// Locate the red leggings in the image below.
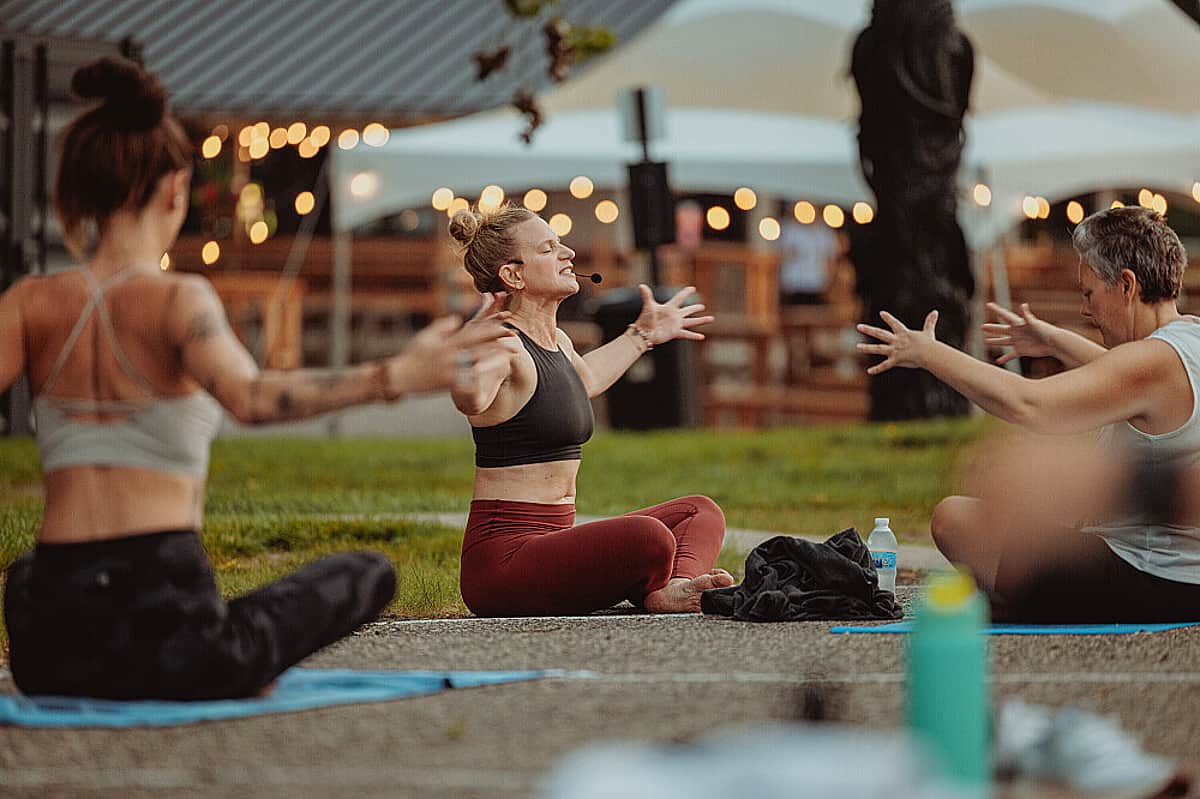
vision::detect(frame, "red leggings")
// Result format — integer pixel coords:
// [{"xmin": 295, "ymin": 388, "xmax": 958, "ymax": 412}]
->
[{"xmin": 460, "ymin": 495, "xmax": 726, "ymax": 617}]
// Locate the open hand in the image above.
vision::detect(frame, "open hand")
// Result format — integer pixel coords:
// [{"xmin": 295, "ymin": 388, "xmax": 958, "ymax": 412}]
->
[
  {"xmin": 981, "ymin": 302, "xmax": 1053, "ymax": 365},
  {"xmin": 632, "ymin": 284, "xmax": 715, "ymax": 346},
  {"xmin": 856, "ymin": 310, "xmax": 939, "ymax": 375},
  {"xmin": 388, "ymin": 312, "xmax": 517, "ymax": 395}
]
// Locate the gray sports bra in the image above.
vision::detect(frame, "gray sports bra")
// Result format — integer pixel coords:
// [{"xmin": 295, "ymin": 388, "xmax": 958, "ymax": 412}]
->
[{"xmin": 33, "ymin": 267, "xmax": 223, "ymax": 477}]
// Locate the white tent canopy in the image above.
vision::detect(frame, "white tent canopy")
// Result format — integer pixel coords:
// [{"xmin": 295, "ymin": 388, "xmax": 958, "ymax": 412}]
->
[{"xmin": 331, "ymin": 0, "xmax": 1200, "ymax": 243}]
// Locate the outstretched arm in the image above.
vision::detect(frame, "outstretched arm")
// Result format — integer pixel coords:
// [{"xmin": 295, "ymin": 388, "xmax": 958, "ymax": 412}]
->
[
  {"xmin": 0, "ymin": 280, "xmax": 27, "ymax": 395},
  {"xmin": 170, "ymin": 276, "xmax": 514, "ymax": 425},
  {"xmin": 858, "ymin": 309, "xmax": 1171, "ymax": 435},
  {"xmin": 982, "ymin": 302, "xmax": 1106, "ymax": 370},
  {"xmin": 571, "ymin": 284, "xmax": 714, "ymax": 397}
]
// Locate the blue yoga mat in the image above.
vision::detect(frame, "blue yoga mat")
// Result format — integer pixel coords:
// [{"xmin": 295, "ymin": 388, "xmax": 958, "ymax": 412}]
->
[
  {"xmin": 830, "ymin": 621, "xmax": 1200, "ymax": 635},
  {"xmin": 0, "ymin": 667, "xmax": 555, "ymax": 728}
]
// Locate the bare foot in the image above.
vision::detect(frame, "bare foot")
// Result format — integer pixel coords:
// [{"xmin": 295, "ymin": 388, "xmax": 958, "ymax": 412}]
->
[{"xmin": 644, "ymin": 571, "xmax": 737, "ymax": 613}]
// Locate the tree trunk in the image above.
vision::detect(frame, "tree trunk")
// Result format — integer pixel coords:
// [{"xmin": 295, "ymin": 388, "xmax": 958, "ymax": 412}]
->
[{"xmin": 851, "ymin": 0, "xmax": 975, "ymax": 420}]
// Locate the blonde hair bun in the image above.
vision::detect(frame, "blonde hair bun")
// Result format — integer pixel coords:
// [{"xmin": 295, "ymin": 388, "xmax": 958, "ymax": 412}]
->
[{"xmin": 448, "ymin": 208, "xmax": 483, "ymax": 247}]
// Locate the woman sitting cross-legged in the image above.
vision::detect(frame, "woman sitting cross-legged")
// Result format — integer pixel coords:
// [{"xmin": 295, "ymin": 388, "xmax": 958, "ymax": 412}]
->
[
  {"xmin": 857, "ymin": 206, "xmax": 1200, "ymax": 622},
  {"xmin": 0, "ymin": 58, "xmax": 514, "ymax": 699},
  {"xmin": 447, "ymin": 204, "xmax": 735, "ymax": 617}
]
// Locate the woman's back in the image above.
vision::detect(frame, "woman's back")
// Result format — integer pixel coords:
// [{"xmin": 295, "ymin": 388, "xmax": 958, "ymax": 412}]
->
[{"xmin": 18, "ymin": 266, "xmax": 223, "ymax": 542}]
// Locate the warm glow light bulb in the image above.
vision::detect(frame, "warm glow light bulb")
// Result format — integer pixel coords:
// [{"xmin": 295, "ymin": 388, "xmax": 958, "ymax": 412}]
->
[
  {"xmin": 1138, "ymin": 188, "xmax": 1154, "ymax": 208},
  {"xmin": 523, "ymin": 188, "xmax": 547, "ymax": 212},
  {"xmin": 548, "ymin": 213, "xmax": 573, "ymax": 237},
  {"xmin": 349, "ymin": 171, "xmax": 379, "ymax": 199},
  {"xmin": 734, "ymin": 187, "xmax": 757, "ymax": 211},
  {"xmin": 297, "ymin": 139, "xmax": 318, "ymax": 158},
  {"xmin": 1036, "ymin": 196, "xmax": 1050, "ymax": 219},
  {"xmin": 1192, "ymin": 181, "xmax": 1200, "ymax": 204},
  {"xmin": 338, "ymin": 129, "xmax": 360, "ymax": 150},
  {"xmin": 431, "ymin": 187, "xmax": 454, "ymax": 210},
  {"xmin": 201, "ymin": 135, "xmax": 222, "ymax": 159},
  {"xmin": 822, "ymin": 204, "xmax": 844, "ymax": 228},
  {"xmin": 159, "ymin": 253, "xmax": 170, "ymax": 271},
  {"xmin": 1066, "ymin": 200, "xmax": 1084, "ymax": 224},
  {"xmin": 479, "ymin": 184, "xmax": 505, "ymax": 209},
  {"xmin": 852, "ymin": 202, "xmax": 874, "ymax": 224},
  {"xmin": 248, "ymin": 138, "xmax": 269, "ymax": 159},
  {"xmin": 237, "ymin": 126, "xmax": 254, "ymax": 147},
  {"xmin": 972, "ymin": 184, "xmax": 992, "ymax": 207},
  {"xmin": 286, "ymin": 122, "xmax": 307, "ymax": 144},
  {"xmin": 793, "ymin": 201, "xmax": 816, "ymax": 224},
  {"xmin": 1111, "ymin": 200, "xmax": 1125, "ymax": 209},
  {"xmin": 706, "ymin": 205, "xmax": 731, "ymax": 231},
  {"xmin": 310, "ymin": 125, "xmax": 331, "ymax": 147},
  {"xmin": 294, "ymin": 191, "xmax": 316, "ymax": 215},
  {"xmin": 269, "ymin": 127, "xmax": 288, "ymax": 149},
  {"xmin": 362, "ymin": 122, "xmax": 389, "ymax": 147},
  {"xmin": 201, "ymin": 240, "xmax": 220, "ymax": 265},
  {"xmin": 569, "ymin": 176, "xmax": 594, "ymax": 199},
  {"xmin": 1151, "ymin": 193, "xmax": 1167, "ymax": 215},
  {"xmin": 758, "ymin": 217, "xmax": 781, "ymax": 241},
  {"xmin": 446, "ymin": 197, "xmax": 470, "ymax": 217},
  {"xmin": 1022, "ymin": 196, "xmax": 1039, "ymax": 219},
  {"xmin": 248, "ymin": 220, "xmax": 269, "ymax": 244},
  {"xmin": 594, "ymin": 200, "xmax": 619, "ymax": 224}
]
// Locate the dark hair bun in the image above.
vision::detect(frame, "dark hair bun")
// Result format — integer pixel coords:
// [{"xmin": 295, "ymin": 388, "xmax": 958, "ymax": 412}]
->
[
  {"xmin": 449, "ymin": 208, "xmax": 482, "ymax": 247},
  {"xmin": 71, "ymin": 57, "xmax": 166, "ymax": 131}
]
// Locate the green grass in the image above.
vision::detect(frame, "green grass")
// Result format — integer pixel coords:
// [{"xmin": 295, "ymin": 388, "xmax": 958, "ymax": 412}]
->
[{"xmin": 0, "ymin": 416, "xmax": 993, "ymax": 651}]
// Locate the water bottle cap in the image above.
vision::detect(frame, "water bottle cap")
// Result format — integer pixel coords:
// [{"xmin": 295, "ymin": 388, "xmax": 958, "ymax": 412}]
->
[{"xmin": 874, "ymin": 517, "xmax": 890, "ymax": 527}]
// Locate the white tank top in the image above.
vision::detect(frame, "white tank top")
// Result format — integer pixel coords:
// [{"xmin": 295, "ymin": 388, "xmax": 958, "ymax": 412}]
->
[{"xmin": 1087, "ymin": 316, "xmax": 1200, "ymax": 584}]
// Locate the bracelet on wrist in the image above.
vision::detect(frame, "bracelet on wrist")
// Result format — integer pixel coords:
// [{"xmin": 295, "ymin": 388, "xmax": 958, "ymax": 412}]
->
[
  {"xmin": 626, "ymin": 324, "xmax": 654, "ymax": 352},
  {"xmin": 373, "ymin": 359, "xmax": 402, "ymax": 402}
]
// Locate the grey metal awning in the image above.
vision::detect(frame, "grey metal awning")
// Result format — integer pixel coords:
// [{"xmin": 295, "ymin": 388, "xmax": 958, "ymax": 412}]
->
[{"xmin": 1, "ymin": 0, "xmax": 676, "ymax": 121}]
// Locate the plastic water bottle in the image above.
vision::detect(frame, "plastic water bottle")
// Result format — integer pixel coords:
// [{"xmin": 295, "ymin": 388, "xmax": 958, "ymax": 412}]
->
[
  {"xmin": 908, "ymin": 571, "xmax": 991, "ymax": 795},
  {"xmin": 867, "ymin": 517, "xmax": 898, "ymax": 594}
]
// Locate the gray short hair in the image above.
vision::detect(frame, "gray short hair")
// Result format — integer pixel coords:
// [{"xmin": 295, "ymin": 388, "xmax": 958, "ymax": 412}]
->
[{"xmin": 1071, "ymin": 207, "xmax": 1187, "ymax": 303}]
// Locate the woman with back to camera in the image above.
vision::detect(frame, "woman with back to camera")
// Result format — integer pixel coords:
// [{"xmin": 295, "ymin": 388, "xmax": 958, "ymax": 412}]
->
[
  {"xmin": 857, "ymin": 206, "xmax": 1200, "ymax": 622},
  {"xmin": 0, "ymin": 57, "xmax": 513, "ymax": 699},
  {"xmin": 446, "ymin": 203, "xmax": 736, "ymax": 617}
]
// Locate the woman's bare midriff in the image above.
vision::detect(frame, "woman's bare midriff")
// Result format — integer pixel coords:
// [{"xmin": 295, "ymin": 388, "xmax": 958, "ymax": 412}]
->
[
  {"xmin": 472, "ymin": 460, "xmax": 581, "ymax": 504},
  {"xmin": 39, "ymin": 466, "xmax": 204, "ymax": 543}
]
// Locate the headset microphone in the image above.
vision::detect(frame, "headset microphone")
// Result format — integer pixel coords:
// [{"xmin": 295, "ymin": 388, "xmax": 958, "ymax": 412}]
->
[{"xmin": 577, "ymin": 272, "xmax": 603, "ymax": 284}]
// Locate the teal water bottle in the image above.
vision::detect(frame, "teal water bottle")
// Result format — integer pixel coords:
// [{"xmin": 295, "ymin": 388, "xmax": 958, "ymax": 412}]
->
[{"xmin": 907, "ymin": 571, "xmax": 991, "ymax": 795}]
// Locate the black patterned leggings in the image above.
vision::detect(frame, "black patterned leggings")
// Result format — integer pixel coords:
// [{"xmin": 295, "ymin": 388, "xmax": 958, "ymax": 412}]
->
[{"xmin": 3, "ymin": 530, "xmax": 396, "ymax": 700}]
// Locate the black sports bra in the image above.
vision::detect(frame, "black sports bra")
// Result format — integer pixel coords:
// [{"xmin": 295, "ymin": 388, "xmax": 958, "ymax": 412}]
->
[{"xmin": 471, "ymin": 326, "xmax": 594, "ymax": 468}]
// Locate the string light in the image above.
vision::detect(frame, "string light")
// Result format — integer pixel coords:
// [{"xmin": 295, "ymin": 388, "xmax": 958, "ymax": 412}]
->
[
  {"xmin": 1022, "ymin": 196, "xmax": 1039, "ymax": 219},
  {"xmin": 159, "ymin": 253, "xmax": 170, "ymax": 271},
  {"xmin": 252, "ymin": 121, "xmax": 269, "ymax": 140},
  {"xmin": 294, "ymin": 191, "xmax": 315, "ymax": 215},
  {"xmin": 431, "ymin": 187, "xmax": 454, "ymax": 211},
  {"xmin": 569, "ymin": 176, "xmax": 594, "ymax": 199},
  {"xmin": 297, "ymin": 139, "xmax": 318, "ymax": 158},
  {"xmin": 1192, "ymin": 181, "xmax": 1200, "ymax": 204},
  {"xmin": 793, "ymin": 201, "xmax": 816, "ymax": 224},
  {"xmin": 1151, "ymin": 193, "xmax": 1167, "ymax": 215},
  {"xmin": 201, "ymin": 135, "xmax": 222, "ymax": 159},
  {"xmin": 268, "ymin": 127, "xmax": 288, "ymax": 149},
  {"xmin": 337, "ymin": 129, "xmax": 360, "ymax": 150},
  {"xmin": 349, "ymin": 171, "xmax": 379, "ymax": 199},
  {"xmin": 758, "ymin": 217, "xmax": 780, "ymax": 241},
  {"xmin": 594, "ymin": 200, "xmax": 619, "ymax": 223},
  {"xmin": 972, "ymin": 184, "xmax": 992, "ymax": 207},
  {"xmin": 479, "ymin": 184, "xmax": 505, "ymax": 209},
  {"xmin": 362, "ymin": 122, "xmax": 389, "ymax": 147},
  {"xmin": 548, "ymin": 213, "xmax": 572, "ymax": 236},
  {"xmin": 211, "ymin": 124, "xmax": 229, "ymax": 141},
  {"xmin": 1066, "ymin": 200, "xmax": 1084, "ymax": 224},
  {"xmin": 286, "ymin": 122, "xmax": 307, "ymax": 144},
  {"xmin": 1137, "ymin": 188, "xmax": 1154, "ymax": 208},
  {"xmin": 237, "ymin": 126, "xmax": 254, "ymax": 147},
  {"xmin": 248, "ymin": 138, "xmax": 269, "ymax": 160},
  {"xmin": 523, "ymin": 188, "xmax": 547, "ymax": 212},
  {"xmin": 1036, "ymin": 196, "xmax": 1050, "ymax": 219},
  {"xmin": 734, "ymin": 187, "xmax": 757, "ymax": 211},
  {"xmin": 201, "ymin": 241, "xmax": 220, "ymax": 265},
  {"xmin": 852, "ymin": 202, "xmax": 874, "ymax": 224},
  {"xmin": 1110, "ymin": 200, "xmax": 1125, "ymax": 209},
  {"xmin": 310, "ymin": 125, "xmax": 331, "ymax": 147},
  {"xmin": 706, "ymin": 205, "xmax": 731, "ymax": 231},
  {"xmin": 822, "ymin": 204, "xmax": 844, "ymax": 228},
  {"xmin": 248, "ymin": 220, "xmax": 269, "ymax": 244},
  {"xmin": 446, "ymin": 197, "xmax": 470, "ymax": 217}
]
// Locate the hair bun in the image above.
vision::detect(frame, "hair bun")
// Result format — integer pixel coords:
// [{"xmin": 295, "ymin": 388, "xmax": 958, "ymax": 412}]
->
[
  {"xmin": 448, "ymin": 208, "xmax": 483, "ymax": 247},
  {"xmin": 71, "ymin": 57, "xmax": 166, "ymax": 131}
]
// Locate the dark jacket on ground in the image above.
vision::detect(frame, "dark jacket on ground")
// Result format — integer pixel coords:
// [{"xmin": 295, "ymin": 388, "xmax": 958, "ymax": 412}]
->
[{"xmin": 701, "ymin": 529, "xmax": 902, "ymax": 622}]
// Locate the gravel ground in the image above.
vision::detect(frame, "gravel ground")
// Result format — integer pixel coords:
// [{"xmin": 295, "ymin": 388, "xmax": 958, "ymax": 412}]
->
[{"xmin": 2, "ymin": 587, "xmax": 1198, "ymax": 798}]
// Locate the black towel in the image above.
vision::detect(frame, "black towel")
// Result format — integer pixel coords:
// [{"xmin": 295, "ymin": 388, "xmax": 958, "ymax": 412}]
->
[{"xmin": 701, "ymin": 529, "xmax": 902, "ymax": 621}]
